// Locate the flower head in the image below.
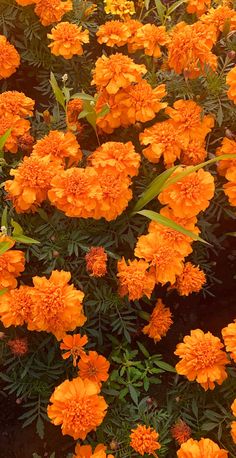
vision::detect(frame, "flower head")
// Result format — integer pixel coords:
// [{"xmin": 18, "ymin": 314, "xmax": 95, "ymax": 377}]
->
[
  {"xmin": 143, "ymin": 299, "xmax": 173, "ymax": 343},
  {"xmin": 48, "ymin": 22, "xmax": 89, "ymax": 59},
  {"xmin": 186, "ymin": 0, "xmax": 211, "ymax": 16},
  {"xmin": 97, "ymin": 21, "xmax": 131, "ymax": 47},
  {"xmin": 60, "ymin": 333, "xmax": 88, "ymax": 366},
  {"xmin": 95, "ymin": 89, "xmax": 124, "ymax": 133},
  {"xmin": 180, "ymin": 139, "xmax": 207, "ymax": 165},
  {"xmin": 66, "ymin": 98, "xmax": 84, "ymax": 131},
  {"xmin": 34, "ymin": 0, "xmax": 73, "ymax": 26},
  {"xmin": 47, "ymin": 377, "xmax": 107, "ymax": 439},
  {"xmin": 104, "ymin": 0, "xmax": 135, "ymax": 19},
  {"xmin": 0, "ymin": 286, "xmax": 33, "ymax": 328},
  {"xmin": 88, "ymin": 141, "xmax": 140, "ymax": 177},
  {"xmin": 177, "ymin": 437, "xmax": 228, "ymax": 457},
  {"xmin": 0, "ymin": 35, "xmax": 20, "ymax": 79},
  {"xmin": 224, "ymin": 167, "xmax": 236, "ymax": 206},
  {"xmin": 73, "ymin": 444, "xmax": 114, "ymax": 458},
  {"xmin": 130, "ymin": 424, "xmax": 161, "ymax": 456},
  {"xmin": 78, "ymin": 351, "xmax": 110, "ymax": 385},
  {"xmin": 31, "ymin": 130, "xmax": 82, "ymax": 165},
  {"xmin": 175, "ymin": 329, "xmax": 228, "ymax": 390},
  {"xmin": 172, "ymin": 262, "xmax": 206, "ymax": 296},
  {"xmin": 0, "ymin": 235, "xmax": 25, "ymax": 290},
  {"xmin": 8, "ymin": 338, "xmax": 28, "ymax": 356},
  {"xmin": 226, "ymin": 66, "xmax": 236, "ymax": 105},
  {"xmin": 126, "ymin": 19, "xmax": 143, "ymax": 52},
  {"xmin": 117, "ymin": 257, "xmax": 155, "ymax": 301},
  {"xmin": 222, "ymin": 320, "xmax": 236, "ymax": 363},
  {"xmin": 85, "ymin": 247, "xmax": 108, "ymax": 277},
  {"xmin": 0, "ymin": 114, "xmax": 31, "ymax": 154},
  {"xmin": 131, "ymin": 24, "xmax": 169, "ymax": 57},
  {"xmin": 216, "ymin": 137, "xmax": 236, "ymax": 176},
  {"xmin": 231, "ymin": 400, "xmax": 236, "ymax": 443},
  {"xmin": 171, "ymin": 420, "xmax": 191, "ymax": 445},
  {"xmin": 15, "ymin": 0, "xmax": 35, "ymax": 4},
  {"xmin": 0, "ymin": 91, "xmax": 34, "ymax": 118},
  {"xmin": 200, "ymin": 5, "xmax": 236, "ymax": 36}
]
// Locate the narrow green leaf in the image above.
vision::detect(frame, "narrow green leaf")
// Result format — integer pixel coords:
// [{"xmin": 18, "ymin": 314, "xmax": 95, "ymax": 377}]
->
[
  {"xmin": 50, "ymin": 72, "xmax": 66, "ymax": 110},
  {"xmin": 167, "ymin": 0, "xmax": 186, "ymax": 15},
  {"xmin": 153, "ymin": 360, "xmax": 176, "ymax": 372},
  {"xmin": 137, "ymin": 341, "xmax": 150, "ymax": 358},
  {"xmin": 96, "ymin": 103, "xmax": 110, "ymax": 119},
  {"xmin": 154, "ymin": 0, "xmax": 166, "ymax": 23},
  {"xmin": 71, "ymin": 92, "xmax": 95, "ymax": 102},
  {"xmin": 0, "ymin": 241, "xmax": 11, "ymax": 255},
  {"xmin": 0, "ymin": 129, "xmax": 11, "ymax": 152},
  {"xmin": 1, "ymin": 207, "xmax": 8, "ymax": 228},
  {"xmin": 12, "ymin": 234, "xmax": 40, "ymax": 244},
  {"xmin": 128, "ymin": 385, "xmax": 139, "ymax": 405},
  {"xmin": 11, "ymin": 219, "xmax": 23, "ymax": 236},
  {"xmin": 36, "ymin": 416, "xmax": 45, "ymax": 440},
  {"xmin": 0, "ymin": 288, "xmax": 7, "ymax": 296}
]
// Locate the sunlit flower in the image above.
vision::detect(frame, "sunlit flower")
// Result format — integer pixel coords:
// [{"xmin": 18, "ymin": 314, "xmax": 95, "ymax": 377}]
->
[
  {"xmin": 0, "ymin": 235, "xmax": 25, "ymax": 290},
  {"xmin": 200, "ymin": 5, "xmax": 236, "ymax": 36},
  {"xmin": 0, "ymin": 91, "xmax": 34, "ymax": 118},
  {"xmin": 172, "ymin": 262, "xmax": 206, "ymax": 296},
  {"xmin": 117, "ymin": 257, "xmax": 155, "ymax": 301},
  {"xmin": 31, "ymin": 130, "xmax": 82, "ymax": 165},
  {"xmin": 60, "ymin": 333, "xmax": 88, "ymax": 366},
  {"xmin": 0, "ymin": 114, "xmax": 31, "ymax": 154},
  {"xmin": 85, "ymin": 246, "xmax": 108, "ymax": 277},
  {"xmin": 8, "ymin": 338, "xmax": 28, "ymax": 356},
  {"xmin": 216, "ymin": 137, "xmax": 236, "ymax": 176},
  {"xmin": 130, "ymin": 424, "xmax": 161, "ymax": 456},
  {"xmin": 180, "ymin": 139, "xmax": 207, "ymax": 165},
  {"xmin": 104, "ymin": 0, "xmax": 135, "ymax": 19},
  {"xmin": 175, "ymin": 329, "xmax": 228, "ymax": 390},
  {"xmin": 0, "ymin": 35, "xmax": 20, "ymax": 79},
  {"xmin": 91, "ymin": 53, "xmax": 147, "ymax": 94},
  {"xmin": 171, "ymin": 419, "xmax": 191, "ymax": 445},
  {"xmin": 88, "ymin": 141, "xmax": 140, "ymax": 177},
  {"xmin": 226, "ymin": 66, "xmax": 236, "ymax": 105},
  {"xmin": 158, "ymin": 167, "xmax": 215, "ymax": 218},
  {"xmin": 48, "ymin": 22, "xmax": 89, "ymax": 59},
  {"xmin": 47, "ymin": 377, "xmax": 107, "ymax": 439},
  {"xmin": 177, "ymin": 437, "xmax": 228, "ymax": 457},
  {"xmin": 34, "ymin": 0, "xmax": 73, "ymax": 26},
  {"xmin": 0, "ymin": 286, "xmax": 33, "ymax": 328},
  {"xmin": 224, "ymin": 167, "xmax": 236, "ymax": 206},
  {"xmin": 186, "ymin": 0, "xmax": 211, "ymax": 16},
  {"xmin": 222, "ymin": 320, "xmax": 236, "ymax": 362},
  {"xmin": 131, "ymin": 24, "xmax": 169, "ymax": 57},
  {"xmin": 97, "ymin": 21, "xmax": 131, "ymax": 47},
  {"xmin": 143, "ymin": 298, "xmax": 173, "ymax": 343},
  {"xmin": 28, "ymin": 270, "xmax": 86, "ymax": 340},
  {"xmin": 78, "ymin": 351, "xmax": 110, "ymax": 385},
  {"xmin": 73, "ymin": 444, "xmax": 114, "ymax": 458}
]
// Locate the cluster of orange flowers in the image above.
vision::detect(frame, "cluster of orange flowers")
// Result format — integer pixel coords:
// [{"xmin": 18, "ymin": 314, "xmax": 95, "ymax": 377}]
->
[
  {"xmin": 217, "ymin": 137, "xmax": 236, "ymax": 207},
  {"xmin": 15, "ymin": 0, "xmax": 72, "ymax": 26}
]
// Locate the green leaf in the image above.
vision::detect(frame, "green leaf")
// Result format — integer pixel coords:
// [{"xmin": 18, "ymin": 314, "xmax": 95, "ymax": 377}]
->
[
  {"xmin": 1, "ymin": 207, "xmax": 8, "ymax": 228},
  {"xmin": 137, "ymin": 341, "xmax": 150, "ymax": 358},
  {"xmin": 0, "ymin": 288, "xmax": 7, "ymax": 296},
  {"xmin": 50, "ymin": 72, "xmax": 66, "ymax": 110},
  {"xmin": 71, "ymin": 92, "xmax": 95, "ymax": 101},
  {"xmin": 153, "ymin": 360, "xmax": 176, "ymax": 372},
  {"xmin": 36, "ymin": 416, "xmax": 45, "ymax": 440},
  {"xmin": 137, "ymin": 210, "xmax": 210, "ymax": 245},
  {"xmin": 11, "ymin": 219, "xmax": 23, "ymax": 236},
  {"xmin": 0, "ymin": 129, "xmax": 11, "ymax": 152},
  {"xmin": 154, "ymin": 0, "xmax": 166, "ymax": 23},
  {"xmin": 12, "ymin": 234, "xmax": 40, "ymax": 244},
  {"xmin": 167, "ymin": 0, "xmax": 186, "ymax": 14},
  {"xmin": 0, "ymin": 241, "xmax": 11, "ymax": 255},
  {"xmin": 96, "ymin": 103, "xmax": 110, "ymax": 119},
  {"xmin": 128, "ymin": 385, "xmax": 139, "ymax": 405},
  {"xmin": 202, "ymin": 422, "xmax": 218, "ymax": 431}
]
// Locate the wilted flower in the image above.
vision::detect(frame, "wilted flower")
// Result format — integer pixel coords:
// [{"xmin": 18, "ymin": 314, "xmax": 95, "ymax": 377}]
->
[
  {"xmin": 143, "ymin": 299, "xmax": 173, "ymax": 343},
  {"xmin": 171, "ymin": 419, "xmax": 192, "ymax": 445},
  {"xmin": 85, "ymin": 247, "xmax": 108, "ymax": 277},
  {"xmin": 8, "ymin": 337, "xmax": 28, "ymax": 356}
]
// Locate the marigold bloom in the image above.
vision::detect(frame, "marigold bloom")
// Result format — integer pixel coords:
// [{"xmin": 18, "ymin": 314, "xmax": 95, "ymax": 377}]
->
[
  {"xmin": 117, "ymin": 257, "xmax": 155, "ymax": 301},
  {"xmin": 88, "ymin": 141, "xmax": 140, "ymax": 177},
  {"xmin": 78, "ymin": 351, "xmax": 110, "ymax": 385},
  {"xmin": 177, "ymin": 437, "xmax": 228, "ymax": 457},
  {"xmin": 200, "ymin": 5, "xmax": 236, "ymax": 36},
  {"xmin": 28, "ymin": 270, "xmax": 86, "ymax": 340},
  {"xmin": 15, "ymin": 0, "xmax": 35, "ymax": 4},
  {"xmin": 0, "ymin": 235, "xmax": 25, "ymax": 290},
  {"xmin": 18, "ymin": 133, "xmax": 34, "ymax": 154},
  {"xmin": 91, "ymin": 53, "xmax": 147, "ymax": 94},
  {"xmin": 135, "ymin": 232, "xmax": 184, "ymax": 285},
  {"xmin": 104, "ymin": 0, "xmax": 135, "ymax": 19},
  {"xmin": 175, "ymin": 329, "xmax": 228, "ymax": 390},
  {"xmin": 34, "ymin": 0, "xmax": 73, "ymax": 26},
  {"xmin": 0, "ymin": 285, "xmax": 33, "ymax": 328},
  {"xmin": 48, "ymin": 22, "xmax": 89, "ymax": 59},
  {"xmin": 231, "ymin": 421, "xmax": 236, "ymax": 444},
  {"xmin": 172, "ymin": 262, "xmax": 206, "ymax": 296},
  {"xmin": 0, "ymin": 114, "xmax": 31, "ymax": 154},
  {"xmin": 158, "ymin": 167, "xmax": 215, "ymax": 218},
  {"xmin": 226, "ymin": 66, "xmax": 236, "ymax": 105},
  {"xmin": 126, "ymin": 19, "xmax": 143, "ymax": 53},
  {"xmin": 85, "ymin": 247, "xmax": 108, "ymax": 277},
  {"xmin": 8, "ymin": 338, "xmax": 28, "ymax": 356},
  {"xmin": 95, "ymin": 89, "xmax": 124, "ymax": 133},
  {"xmin": 73, "ymin": 444, "xmax": 114, "ymax": 458},
  {"xmin": 130, "ymin": 425, "xmax": 161, "ymax": 456},
  {"xmin": 216, "ymin": 137, "xmax": 236, "ymax": 176},
  {"xmin": 186, "ymin": 0, "xmax": 211, "ymax": 16},
  {"xmin": 224, "ymin": 167, "xmax": 236, "ymax": 206},
  {"xmin": 222, "ymin": 320, "xmax": 236, "ymax": 362},
  {"xmin": 97, "ymin": 21, "xmax": 131, "ymax": 47},
  {"xmin": 60, "ymin": 333, "xmax": 88, "ymax": 366},
  {"xmin": 143, "ymin": 298, "xmax": 173, "ymax": 343},
  {"xmin": 171, "ymin": 420, "xmax": 191, "ymax": 445},
  {"xmin": 167, "ymin": 21, "xmax": 217, "ymax": 79},
  {"xmin": 180, "ymin": 139, "xmax": 207, "ymax": 165},
  {"xmin": 47, "ymin": 377, "xmax": 107, "ymax": 439},
  {"xmin": 5, "ymin": 156, "xmax": 62, "ymax": 213},
  {"xmin": 0, "ymin": 91, "xmax": 34, "ymax": 118},
  {"xmin": 131, "ymin": 24, "xmax": 169, "ymax": 57},
  {"xmin": 0, "ymin": 35, "xmax": 20, "ymax": 79},
  {"xmin": 66, "ymin": 98, "xmax": 83, "ymax": 131},
  {"xmin": 31, "ymin": 130, "xmax": 82, "ymax": 165}
]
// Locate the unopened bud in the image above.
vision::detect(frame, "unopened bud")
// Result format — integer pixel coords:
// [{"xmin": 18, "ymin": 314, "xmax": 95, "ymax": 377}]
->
[
  {"xmin": 225, "ymin": 128, "xmax": 236, "ymax": 139},
  {"xmin": 227, "ymin": 50, "xmax": 236, "ymax": 60},
  {"xmin": 52, "ymin": 250, "xmax": 59, "ymax": 258}
]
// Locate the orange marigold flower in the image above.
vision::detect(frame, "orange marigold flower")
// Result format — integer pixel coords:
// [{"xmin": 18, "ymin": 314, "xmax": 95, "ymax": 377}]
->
[
  {"xmin": 0, "ymin": 235, "xmax": 25, "ymax": 290},
  {"xmin": 231, "ymin": 421, "xmax": 236, "ymax": 444},
  {"xmin": 28, "ymin": 270, "xmax": 86, "ymax": 340},
  {"xmin": 200, "ymin": 5, "xmax": 236, "ymax": 36},
  {"xmin": 48, "ymin": 22, "xmax": 89, "ymax": 59},
  {"xmin": 5, "ymin": 156, "xmax": 62, "ymax": 213},
  {"xmin": 47, "ymin": 377, "xmax": 107, "ymax": 439},
  {"xmin": 126, "ymin": 19, "xmax": 143, "ymax": 53},
  {"xmin": 60, "ymin": 333, "xmax": 88, "ymax": 366},
  {"xmin": 34, "ymin": 0, "xmax": 72, "ymax": 26},
  {"xmin": 78, "ymin": 351, "xmax": 110, "ymax": 385},
  {"xmin": 171, "ymin": 419, "xmax": 191, "ymax": 445},
  {"xmin": 0, "ymin": 114, "xmax": 31, "ymax": 154},
  {"xmin": 131, "ymin": 24, "xmax": 169, "ymax": 57},
  {"xmin": 66, "ymin": 98, "xmax": 83, "ymax": 131},
  {"xmin": 226, "ymin": 66, "xmax": 236, "ymax": 105},
  {"xmin": 31, "ymin": 130, "xmax": 82, "ymax": 165},
  {"xmin": 186, "ymin": 0, "xmax": 211, "ymax": 16},
  {"xmin": 130, "ymin": 424, "xmax": 161, "ymax": 456},
  {"xmin": 8, "ymin": 338, "xmax": 28, "ymax": 356},
  {"xmin": 15, "ymin": 0, "xmax": 35, "ymax": 4},
  {"xmin": 88, "ymin": 141, "xmax": 140, "ymax": 177},
  {"xmin": 97, "ymin": 20, "xmax": 131, "ymax": 47},
  {"xmin": 91, "ymin": 53, "xmax": 147, "ymax": 94},
  {"xmin": 117, "ymin": 257, "xmax": 155, "ymax": 301},
  {"xmin": 216, "ymin": 137, "xmax": 236, "ymax": 176},
  {"xmin": 158, "ymin": 167, "xmax": 215, "ymax": 218},
  {"xmin": 0, "ymin": 91, "xmax": 34, "ymax": 118},
  {"xmin": 0, "ymin": 285, "xmax": 33, "ymax": 328},
  {"xmin": 85, "ymin": 246, "xmax": 108, "ymax": 277},
  {"xmin": 104, "ymin": 0, "xmax": 135, "ymax": 19},
  {"xmin": 142, "ymin": 298, "xmax": 173, "ymax": 343},
  {"xmin": 180, "ymin": 139, "xmax": 207, "ymax": 165},
  {"xmin": 167, "ymin": 21, "xmax": 217, "ymax": 79},
  {"xmin": 222, "ymin": 320, "xmax": 236, "ymax": 363},
  {"xmin": 172, "ymin": 262, "xmax": 206, "ymax": 296},
  {"xmin": 224, "ymin": 167, "xmax": 236, "ymax": 206},
  {"xmin": 73, "ymin": 444, "xmax": 114, "ymax": 458},
  {"xmin": 95, "ymin": 89, "xmax": 124, "ymax": 133},
  {"xmin": 0, "ymin": 35, "xmax": 20, "ymax": 80},
  {"xmin": 177, "ymin": 438, "xmax": 228, "ymax": 457},
  {"xmin": 135, "ymin": 232, "xmax": 184, "ymax": 285},
  {"xmin": 175, "ymin": 329, "xmax": 229, "ymax": 390}
]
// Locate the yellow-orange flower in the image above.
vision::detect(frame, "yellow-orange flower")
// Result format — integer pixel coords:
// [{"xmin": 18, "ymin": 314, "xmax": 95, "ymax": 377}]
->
[
  {"xmin": 97, "ymin": 21, "xmax": 131, "ymax": 47},
  {"xmin": 5, "ymin": 156, "xmax": 62, "ymax": 213},
  {"xmin": 180, "ymin": 139, "xmax": 207, "ymax": 165},
  {"xmin": 125, "ymin": 19, "xmax": 143, "ymax": 52},
  {"xmin": 47, "ymin": 377, "xmax": 107, "ymax": 439},
  {"xmin": 73, "ymin": 444, "xmax": 114, "ymax": 458},
  {"xmin": 104, "ymin": 0, "xmax": 135, "ymax": 19},
  {"xmin": 158, "ymin": 167, "xmax": 215, "ymax": 218},
  {"xmin": 135, "ymin": 232, "xmax": 184, "ymax": 285},
  {"xmin": 142, "ymin": 298, "xmax": 173, "ymax": 343},
  {"xmin": 0, "ymin": 114, "xmax": 31, "ymax": 154},
  {"xmin": 231, "ymin": 400, "xmax": 236, "ymax": 443},
  {"xmin": 91, "ymin": 53, "xmax": 147, "ymax": 94},
  {"xmin": 0, "ymin": 35, "xmax": 20, "ymax": 79},
  {"xmin": 15, "ymin": 0, "xmax": 35, "ymax": 4},
  {"xmin": 85, "ymin": 246, "xmax": 108, "ymax": 277},
  {"xmin": 130, "ymin": 425, "xmax": 161, "ymax": 456},
  {"xmin": 34, "ymin": 0, "xmax": 73, "ymax": 26},
  {"xmin": 28, "ymin": 270, "xmax": 86, "ymax": 340},
  {"xmin": 95, "ymin": 89, "xmax": 124, "ymax": 133},
  {"xmin": 0, "ymin": 238, "xmax": 25, "ymax": 291},
  {"xmin": 48, "ymin": 22, "xmax": 89, "ymax": 59},
  {"xmin": 117, "ymin": 257, "xmax": 155, "ymax": 301},
  {"xmin": 0, "ymin": 285, "xmax": 33, "ymax": 328},
  {"xmin": 175, "ymin": 329, "xmax": 228, "ymax": 390},
  {"xmin": 131, "ymin": 24, "xmax": 169, "ymax": 57},
  {"xmin": 186, "ymin": 0, "xmax": 211, "ymax": 16},
  {"xmin": 78, "ymin": 351, "xmax": 110, "ymax": 385},
  {"xmin": 171, "ymin": 420, "xmax": 191, "ymax": 445},
  {"xmin": 226, "ymin": 66, "xmax": 236, "ymax": 105},
  {"xmin": 216, "ymin": 137, "xmax": 236, "ymax": 176},
  {"xmin": 0, "ymin": 91, "xmax": 34, "ymax": 118},
  {"xmin": 224, "ymin": 167, "xmax": 236, "ymax": 206},
  {"xmin": 88, "ymin": 141, "xmax": 140, "ymax": 177},
  {"xmin": 222, "ymin": 320, "xmax": 236, "ymax": 363},
  {"xmin": 177, "ymin": 438, "xmax": 228, "ymax": 457},
  {"xmin": 60, "ymin": 333, "xmax": 88, "ymax": 366},
  {"xmin": 31, "ymin": 130, "xmax": 82, "ymax": 165},
  {"xmin": 200, "ymin": 5, "xmax": 236, "ymax": 36},
  {"xmin": 8, "ymin": 338, "xmax": 28, "ymax": 356},
  {"xmin": 172, "ymin": 262, "xmax": 206, "ymax": 296}
]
